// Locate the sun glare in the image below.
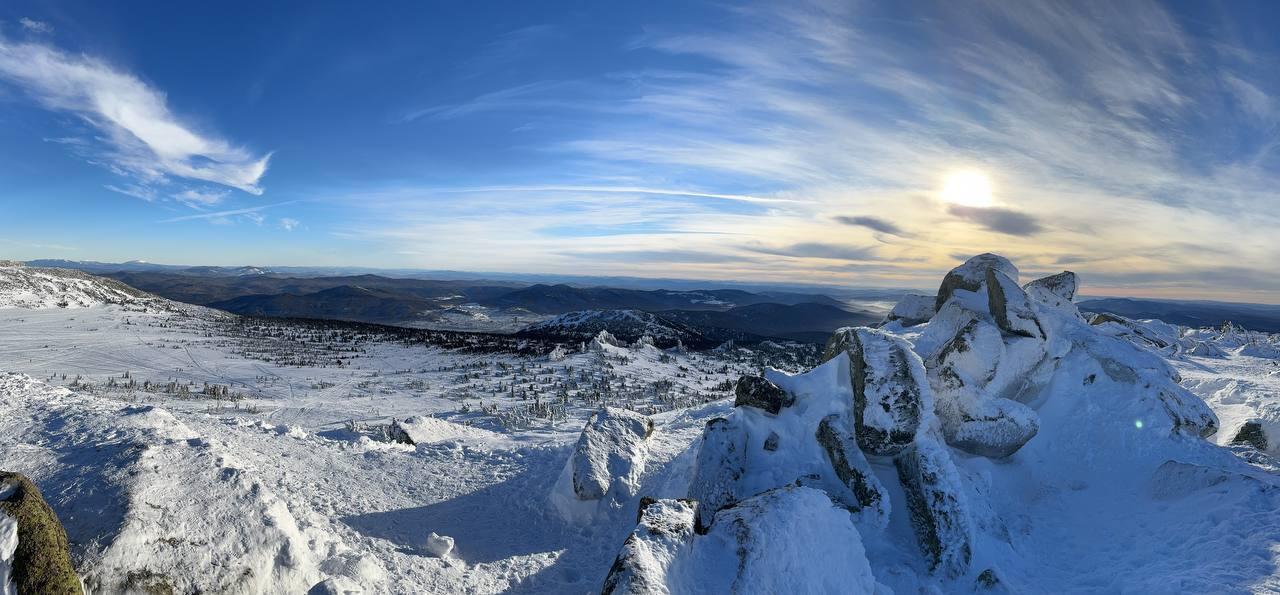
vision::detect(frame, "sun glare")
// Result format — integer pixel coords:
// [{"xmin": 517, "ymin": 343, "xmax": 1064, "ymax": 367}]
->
[{"xmin": 940, "ymin": 170, "xmax": 995, "ymax": 207}]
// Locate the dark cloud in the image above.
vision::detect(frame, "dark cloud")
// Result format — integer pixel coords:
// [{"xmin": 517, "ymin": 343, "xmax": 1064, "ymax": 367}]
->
[
  {"xmin": 947, "ymin": 205, "xmax": 1044, "ymax": 236},
  {"xmin": 834, "ymin": 215, "xmax": 906, "ymax": 236},
  {"xmin": 747, "ymin": 242, "xmax": 879, "ymax": 261}
]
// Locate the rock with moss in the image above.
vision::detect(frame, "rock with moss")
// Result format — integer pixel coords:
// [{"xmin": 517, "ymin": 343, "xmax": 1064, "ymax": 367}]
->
[
  {"xmin": 894, "ymin": 437, "xmax": 973, "ymax": 577},
  {"xmin": 935, "ymin": 253, "xmax": 1019, "ymax": 311},
  {"xmin": 0, "ymin": 471, "xmax": 83, "ymax": 595},
  {"xmin": 732, "ymin": 375, "xmax": 794, "ymax": 415}
]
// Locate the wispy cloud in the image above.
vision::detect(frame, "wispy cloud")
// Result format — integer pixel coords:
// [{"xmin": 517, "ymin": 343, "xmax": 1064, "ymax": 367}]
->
[
  {"xmin": 0, "ymin": 35, "xmax": 271, "ymax": 197},
  {"xmin": 18, "ymin": 18, "xmax": 53, "ymax": 35},
  {"xmin": 279, "ymin": 217, "xmax": 300, "ymax": 231},
  {"xmin": 160, "ymin": 202, "xmax": 293, "ymax": 224}
]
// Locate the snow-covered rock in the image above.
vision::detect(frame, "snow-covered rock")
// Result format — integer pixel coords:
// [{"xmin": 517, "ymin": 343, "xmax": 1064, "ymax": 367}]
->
[
  {"xmin": 552, "ymin": 407, "xmax": 654, "ymax": 521},
  {"xmin": 388, "ymin": 415, "xmax": 500, "ymax": 446},
  {"xmin": 895, "ymin": 434, "xmax": 973, "ymax": 577},
  {"xmin": 885, "ymin": 294, "xmax": 936, "ymax": 327},
  {"xmin": 424, "ymin": 532, "xmax": 455, "ymax": 558},
  {"xmin": 1023, "ymin": 271, "xmax": 1078, "ymax": 311},
  {"xmin": 602, "ymin": 487, "xmax": 880, "ymax": 594},
  {"xmin": 821, "ymin": 327, "xmax": 924, "ymax": 456},
  {"xmin": 935, "ymin": 253, "xmax": 1019, "ymax": 312},
  {"xmin": 986, "ymin": 268, "xmax": 1044, "ymax": 339},
  {"xmin": 686, "ymin": 417, "xmax": 747, "ymax": 530}
]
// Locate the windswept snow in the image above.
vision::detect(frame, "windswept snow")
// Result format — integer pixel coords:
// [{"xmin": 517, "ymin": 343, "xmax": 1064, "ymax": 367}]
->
[{"xmin": 0, "ymin": 263, "xmax": 1277, "ymax": 593}]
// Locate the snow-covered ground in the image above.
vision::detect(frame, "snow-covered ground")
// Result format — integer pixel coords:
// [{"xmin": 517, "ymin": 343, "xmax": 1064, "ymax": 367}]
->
[{"xmin": 0, "ymin": 263, "xmax": 1279, "ymax": 593}]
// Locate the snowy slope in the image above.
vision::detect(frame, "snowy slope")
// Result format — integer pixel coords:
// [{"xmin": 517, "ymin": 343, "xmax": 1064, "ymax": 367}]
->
[{"xmin": 0, "ymin": 265, "xmax": 166, "ymax": 310}]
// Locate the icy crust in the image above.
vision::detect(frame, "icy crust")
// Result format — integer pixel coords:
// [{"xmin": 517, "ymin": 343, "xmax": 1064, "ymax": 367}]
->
[
  {"xmin": 604, "ymin": 487, "xmax": 879, "ymax": 595},
  {"xmin": 552, "ymin": 407, "xmax": 654, "ymax": 521},
  {"xmin": 0, "ymin": 373, "xmax": 346, "ymax": 594}
]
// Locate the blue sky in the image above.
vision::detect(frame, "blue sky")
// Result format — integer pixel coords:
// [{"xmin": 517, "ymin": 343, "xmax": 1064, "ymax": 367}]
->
[{"xmin": 2, "ymin": 1, "xmax": 1279, "ymax": 300}]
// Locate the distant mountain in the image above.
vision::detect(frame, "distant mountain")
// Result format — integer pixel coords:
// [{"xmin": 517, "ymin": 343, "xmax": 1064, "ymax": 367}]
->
[
  {"xmin": 660, "ymin": 302, "xmax": 881, "ymax": 343},
  {"xmin": 1080, "ymin": 297, "xmax": 1280, "ymax": 333},
  {"xmin": 208, "ymin": 286, "xmax": 434, "ymax": 324},
  {"xmin": 516, "ymin": 309, "xmax": 709, "ymax": 347},
  {"xmin": 487, "ymin": 283, "xmax": 843, "ymax": 314}
]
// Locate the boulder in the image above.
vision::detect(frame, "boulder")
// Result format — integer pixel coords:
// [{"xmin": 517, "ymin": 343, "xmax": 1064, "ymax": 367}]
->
[
  {"xmin": 568, "ymin": 407, "xmax": 654, "ymax": 501},
  {"xmin": 1231, "ymin": 421, "xmax": 1268, "ymax": 451},
  {"xmin": 1023, "ymin": 271, "xmax": 1077, "ymax": 310},
  {"xmin": 0, "ymin": 472, "xmax": 83, "ymax": 595},
  {"xmin": 986, "ymin": 268, "xmax": 1044, "ymax": 339},
  {"xmin": 935, "ymin": 253, "xmax": 1019, "ymax": 311},
  {"xmin": 601, "ymin": 488, "xmax": 879, "ymax": 594},
  {"xmin": 846, "ymin": 328, "xmax": 924, "ymax": 455},
  {"xmin": 885, "ymin": 294, "xmax": 936, "ymax": 327},
  {"xmin": 601, "ymin": 498, "xmax": 697, "ymax": 595},
  {"xmin": 895, "ymin": 437, "xmax": 973, "ymax": 577},
  {"xmin": 815, "ymin": 414, "xmax": 889, "ymax": 523},
  {"xmin": 732, "ymin": 375, "xmax": 794, "ymax": 415},
  {"xmin": 1156, "ymin": 387, "xmax": 1218, "ymax": 439},
  {"xmin": 686, "ymin": 417, "xmax": 747, "ymax": 530},
  {"xmin": 940, "ymin": 397, "xmax": 1039, "ymax": 459},
  {"xmin": 930, "ymin": 317, "xmax": 1004, "ymax": 394}
]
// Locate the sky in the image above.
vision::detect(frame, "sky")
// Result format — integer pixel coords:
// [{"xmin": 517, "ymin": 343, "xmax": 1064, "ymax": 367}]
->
[{"xmin": 1, "ymin": 1, "xmax": 1279, "ymax": 301}]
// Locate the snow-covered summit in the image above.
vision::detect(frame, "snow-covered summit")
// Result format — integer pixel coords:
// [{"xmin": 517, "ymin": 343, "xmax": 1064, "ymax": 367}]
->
[{"xmin": 591, "ymin": 252, "xmax": 1269, "ymax": 593}]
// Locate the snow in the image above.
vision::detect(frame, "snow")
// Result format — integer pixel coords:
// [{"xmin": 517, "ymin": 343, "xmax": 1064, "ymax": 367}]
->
[
  {"xmin": 0, "ymin": 263, "xmax": 1277, "ymax": 593},
  {"xmin": 0, "ymin": 501, "xmax": 15, "ymax": 595}
]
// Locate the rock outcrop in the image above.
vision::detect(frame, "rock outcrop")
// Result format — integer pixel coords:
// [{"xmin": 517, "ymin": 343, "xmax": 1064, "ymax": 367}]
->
[
  {"xmin": 551, "ymin": 407, "xmax": 654, "ymax": 521},
  {"xmin": 732, "ymin": 375, "xmax": 794, "ymax": 415},
  {"xmin": 0, "ymin": 472, "xmax": 83, "ymax": 595}
]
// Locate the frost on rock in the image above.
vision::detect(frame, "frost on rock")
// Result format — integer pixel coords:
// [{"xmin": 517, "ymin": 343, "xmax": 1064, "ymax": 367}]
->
[
  {"xmin": 985, "ymin": 268, "xmax": 1044, "ymax": 339},
  {"xmin": 1231, "ymin": 421, "xmax": 1268, "ymax": 451},
  {"xmin": 814, "ymin": 414, "xmax": 888, "ymax": 522},
  {"xmin": 600, "ymin": 498, "xmax": 697, "ymax": 595},
  {"xmin": 941, "ymin": 397, "xmax": 1039, "ymax": 459},
  {"xmin": 732, "ymin": 375, "xmax": 794, "ymax": 415},
  {"xmin": 1023, "ymin": 271, "xmax": 1077, "ymax": 311},
  {"xmin": 935, "ymin": 253, "xmax": 1019, "ymax": 312},
  {"xmin": 823, "ymin": 327, "xmax": 924, "ymax": 456},
  {"xmin": 885, "ymin": 294, "xmax": 936, "ymax": 327},
  {"xmin": 564, "ymin": 407, "xmax": 654, "ymax": 503},
  {"xmin": 604, "ymin": 488, "xmax": 879, "ymax": 594},
  {"xmin": 895, "ymin": 436, "xmax": 973, "ymax": 577},
  {"xmin": 686, "ymin": 417, "xmax": 747, "ymax": 530}
]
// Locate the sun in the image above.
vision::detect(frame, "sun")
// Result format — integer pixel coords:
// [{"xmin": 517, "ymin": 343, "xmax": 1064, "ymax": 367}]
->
[{"xmin": 940, "ymin": 170, "xmax": 994, "ymax": 208}]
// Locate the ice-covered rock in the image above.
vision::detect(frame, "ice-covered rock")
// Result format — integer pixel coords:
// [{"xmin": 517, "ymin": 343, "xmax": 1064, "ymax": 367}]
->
[
  {"xmin": 938, "ymin": 396, "xmax": 1039, "ymax": 459},
  {"xmin": 600, "ymin": 498, "xmax": 697, "ymax": 595},
  {"xmin": 895, "ymin": 436, "xmax": 973, "ymax": 577},
  {"xmin": 551, "ymin": 407, "xmax": 654, "ymax": 521},
  {"xmin": 935, "ymin": 253, "xmax": 1019, "ymax": 311},
  {"xmin": 686, "ymin": 417, "xmax": 747, "ymax": 530},
  {"xmin": 814, "ymin": 414, "xmax": 888, "ymax": 518},
  {"xmin": 986, "ymin": 268, "xmax": 1044, "ymax": 339},
  {"xmin": 603, "ymin": 488, "xmax": 879, "ymax": 594},
  {"xmin": 822, "ymin": 327, "xmax": 924, "ymax": 456},
  {"xmin": 886, "ymin": 294, "xmax": 936, "ymax": 327},
  {"xmin": 732, "ymin": 375, "xmax": 795, "ymax": 415},
  {"xmin": 1023, "ymin": 271, "xmax": 1077, "ymax": 311}
]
